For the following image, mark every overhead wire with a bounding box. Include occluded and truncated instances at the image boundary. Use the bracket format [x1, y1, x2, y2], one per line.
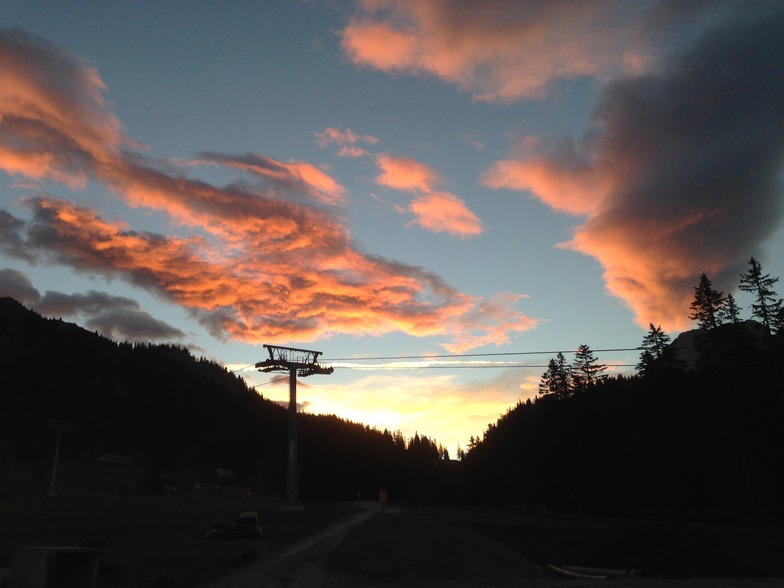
[237, 344, 774, 376]
[230, 363, 257, 373]
[232, 346, 648, 374]
[331, 363, 641, 370]
[321, 347, 643, 363]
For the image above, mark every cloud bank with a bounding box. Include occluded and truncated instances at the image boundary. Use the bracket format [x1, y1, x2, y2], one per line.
[341, 1, 784, 331]
[341, 0, 652, 101]
[484, 8, 784, 329]
[0, 267, 184, 341]
[0, 267, 40, 303]
[0, 28, 533, 351]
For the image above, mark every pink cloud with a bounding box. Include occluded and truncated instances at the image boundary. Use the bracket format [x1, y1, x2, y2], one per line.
[0, 29, 129, 184]
[483, 150, 604, 216]
[314, 127, 379, 158]
[375, 153, 439, 193]
[194, 152, 347, 205]
[341, 19, 421, 72]
[0, 29, 532, 350]
[409, 192, 482, 238]
[375, 154, 483, 238]
[341, 0, 649, 101]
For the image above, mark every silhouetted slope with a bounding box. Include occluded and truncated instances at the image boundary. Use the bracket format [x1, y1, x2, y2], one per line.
[465, 323, 784, 521]
[0, 298, 452, 500]
[0, 297, 288, 484]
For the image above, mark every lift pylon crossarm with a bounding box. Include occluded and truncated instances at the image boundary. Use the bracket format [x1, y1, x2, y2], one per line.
[255, 359, 334, 377]
[256, 344, 332, 376]
[262, 344, 322, 366]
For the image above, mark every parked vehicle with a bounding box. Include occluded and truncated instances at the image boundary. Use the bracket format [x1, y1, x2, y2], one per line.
[206, 512, 262, 539]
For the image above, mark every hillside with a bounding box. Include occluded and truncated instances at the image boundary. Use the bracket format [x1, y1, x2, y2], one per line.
[6, 294, 783, 520]
[0, 297, 288, 487]
[0, 298, 452, 501]
[463, 320, 784, 522]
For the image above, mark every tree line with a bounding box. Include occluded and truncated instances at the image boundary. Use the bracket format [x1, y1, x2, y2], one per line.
[465, 257, 784, 521]
[538, 257, 784, 398]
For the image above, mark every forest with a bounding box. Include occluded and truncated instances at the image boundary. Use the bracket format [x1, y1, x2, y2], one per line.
[0, 296, 454, 502]
[1, 258, 783, 521]
[464, 258, 784, 521]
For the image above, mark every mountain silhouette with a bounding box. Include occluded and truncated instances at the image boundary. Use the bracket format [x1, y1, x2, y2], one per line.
[0, 297, 453, 501]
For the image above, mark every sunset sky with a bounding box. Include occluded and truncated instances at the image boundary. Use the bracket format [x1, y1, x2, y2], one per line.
[2, 1, 783, 455]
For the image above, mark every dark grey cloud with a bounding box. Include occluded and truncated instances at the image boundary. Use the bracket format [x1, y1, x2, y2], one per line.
[0, 267, 40, 304]
[488, 5, 784, 329]
[84, 307, 186, 342]
[36, 290, 186, 342]
[0, 263, 185, 342]
[0, 210, 35, 262]
[590, 6, 784, 281]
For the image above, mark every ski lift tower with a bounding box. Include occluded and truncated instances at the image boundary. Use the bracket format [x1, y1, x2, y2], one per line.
[256, 345, 333, 508]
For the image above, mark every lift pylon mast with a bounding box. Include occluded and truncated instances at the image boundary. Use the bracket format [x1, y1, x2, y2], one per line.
[255, 345, 333, 506]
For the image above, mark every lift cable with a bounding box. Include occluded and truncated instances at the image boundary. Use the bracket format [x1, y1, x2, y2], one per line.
[321, 347, 644, 363]
[334, 363, 641, 371]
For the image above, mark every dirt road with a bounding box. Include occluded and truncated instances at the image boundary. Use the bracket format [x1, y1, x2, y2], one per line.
[205, 503, 379, 587]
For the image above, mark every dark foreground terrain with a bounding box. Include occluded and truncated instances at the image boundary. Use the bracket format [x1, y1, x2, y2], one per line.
[0, 473, 359, 587]
[420, 505, 784, 579]
[3, 473, 784, 587]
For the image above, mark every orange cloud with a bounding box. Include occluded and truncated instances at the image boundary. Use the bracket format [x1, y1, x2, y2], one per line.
[341, 1, 648, 101]
[194, 152, 346, 205]
[375, 153, 439, 193]
[341, 20, 421, 72]
[6, 196, 530, 349]
[375, 154, 482, 238]
[105, 158, 352, 259]
[0, 28, 535, 351]
[564, 215, 703, 331]
[409, 192, 482, 238]
[0, 29, 128, 183]
[483, 155, 603, 217]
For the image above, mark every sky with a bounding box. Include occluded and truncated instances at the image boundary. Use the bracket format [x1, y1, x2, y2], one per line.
[2, 1, 784, 456]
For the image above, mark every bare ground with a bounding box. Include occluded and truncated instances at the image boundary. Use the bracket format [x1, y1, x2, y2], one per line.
[212, 505, 784, 587]
[4, 470, 784, 588]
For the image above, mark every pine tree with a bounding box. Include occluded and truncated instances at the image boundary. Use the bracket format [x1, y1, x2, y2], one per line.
[739, 257, 783, 333]
[571, 344, 606, 392]
[636, 323, 682, 376]
[689, 273, 725, 329]
[637, 324, 669, 375]
[538, 352, 571, 399]
[719, 293, 743, 324]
